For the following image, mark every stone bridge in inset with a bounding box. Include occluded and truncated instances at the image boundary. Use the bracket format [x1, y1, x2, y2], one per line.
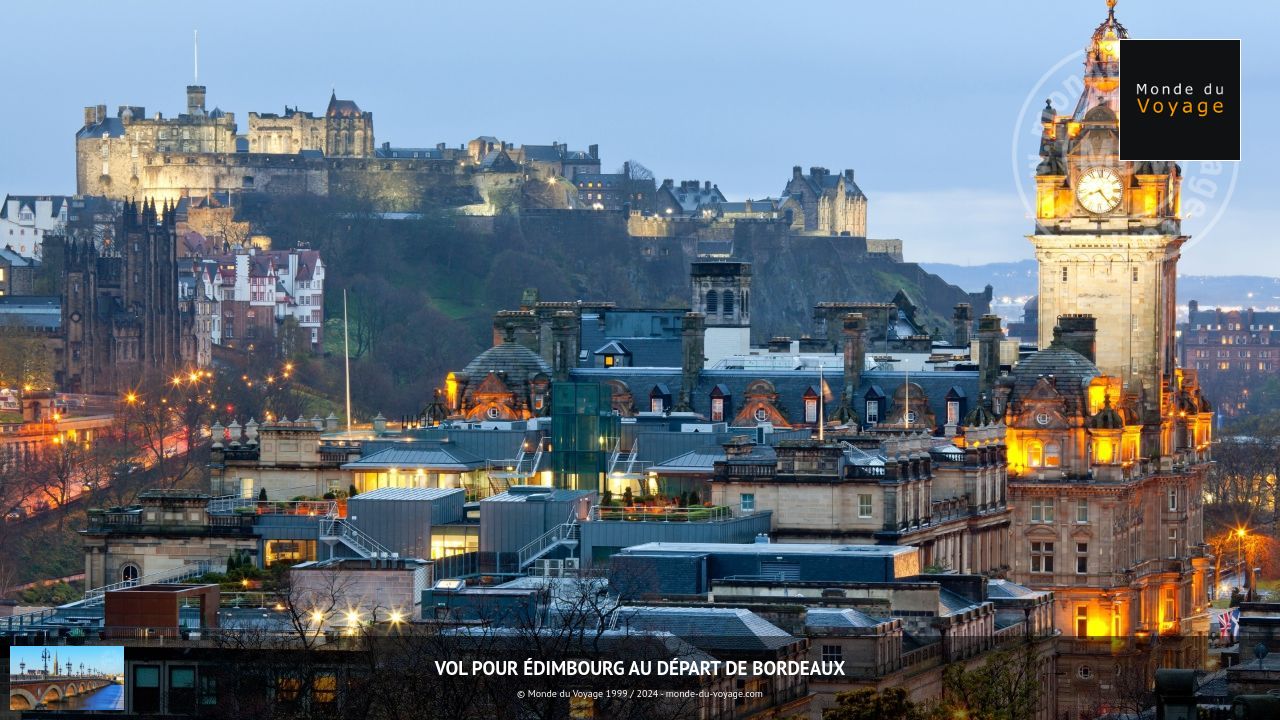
[9, 674, 115, 710]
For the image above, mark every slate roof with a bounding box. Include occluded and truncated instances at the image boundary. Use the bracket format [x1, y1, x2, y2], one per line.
[615, 606, 798, 652]
[1006, 342, 1099, 417]
[520, 145, 564, 163]
[804, 607, 885, 629]
[342, 444, 485, 471]
[0, 248, 35, 267]
[649, 447, 726, 473]
[939, 588, 984, 615]
[461, 342, 553, 402]
[985, 579, 1046, 600]
[1, 195, 69, 219]
[0, 295, 60, 330]
[76, 117, 126, 139]
[375, 147, 444, 159]
[326, 92, 362, 117]
[569, 366, 979, 433]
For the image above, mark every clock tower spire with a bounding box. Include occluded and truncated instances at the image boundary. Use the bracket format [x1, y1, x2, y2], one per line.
[1029, 0, 1184, 444]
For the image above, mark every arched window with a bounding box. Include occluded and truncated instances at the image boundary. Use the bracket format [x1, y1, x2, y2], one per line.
[722, 290, 735, 314]
[1027, 441, 1044, 468]
[1045, 443, 1062, 467]
[121, 563, 140, 583]
[705, 290, 718, 314]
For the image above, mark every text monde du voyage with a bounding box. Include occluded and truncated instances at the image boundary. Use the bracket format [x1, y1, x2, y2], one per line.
[1133, 83, 1228, 118]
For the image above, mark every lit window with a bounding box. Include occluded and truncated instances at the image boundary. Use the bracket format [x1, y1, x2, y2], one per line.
[1027, 441, 1044, 467]
[946, 400, 960, 425]
[1076, 606, 1089, 637]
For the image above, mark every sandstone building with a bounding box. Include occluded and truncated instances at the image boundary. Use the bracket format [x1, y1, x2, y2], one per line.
[1007, 5, 1215, 716]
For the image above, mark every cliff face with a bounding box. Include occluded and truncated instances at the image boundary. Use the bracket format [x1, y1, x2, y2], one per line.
[509, 211, 987, 341]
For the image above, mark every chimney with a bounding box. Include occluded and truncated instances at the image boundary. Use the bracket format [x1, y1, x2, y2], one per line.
[767, 337, 792, 353]
[793, 166, 803, 179]
[976, 314, 1003, 406]
[952, 303, 973, 346]
[96, 105, 107, 124]
[1188, 299, 1198, 315]
[588, 144, 598, 160]
[844, 169, 854, 182]
[676, 312, 705, 411]
[372, 412, 387, 434]
[83, 106, 98, 127]
[623, 161, 631, 178]
[551, 310, 579, 382]
[1055, 314, 1097, 363]
[704, 180, 711, 191]
[841, 313, 867, 402]
[810, 166, 824, 180]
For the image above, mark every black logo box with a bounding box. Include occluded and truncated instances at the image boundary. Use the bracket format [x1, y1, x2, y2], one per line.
[1119, 39, 1240, 162]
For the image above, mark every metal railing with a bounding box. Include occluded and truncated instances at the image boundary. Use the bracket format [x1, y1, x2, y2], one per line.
[319, 516, 393, 559]
[3, 560, 225, 632]
[75, 560, 222, 607]
[517, 508, 580, 569]
[590, 504, 735, 523]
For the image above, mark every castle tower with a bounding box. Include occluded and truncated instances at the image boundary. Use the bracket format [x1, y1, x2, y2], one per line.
[1029, 0, 1182, 431]
[186, 85, 206, 117]
[691, 260, 751, 367]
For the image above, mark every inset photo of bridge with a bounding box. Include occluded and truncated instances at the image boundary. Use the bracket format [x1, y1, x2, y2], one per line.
[8, 645, 123, 712]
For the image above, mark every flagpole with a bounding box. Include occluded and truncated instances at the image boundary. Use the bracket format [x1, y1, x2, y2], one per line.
[343, 289, 352, 434]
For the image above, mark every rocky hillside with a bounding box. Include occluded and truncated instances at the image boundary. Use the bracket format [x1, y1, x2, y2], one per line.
[241, 196, 986, 416]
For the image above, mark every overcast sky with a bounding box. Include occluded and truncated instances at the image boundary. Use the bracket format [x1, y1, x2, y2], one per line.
[0, 0, 1273, 275]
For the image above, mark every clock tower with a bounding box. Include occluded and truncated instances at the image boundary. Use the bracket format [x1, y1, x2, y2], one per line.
[1030, 0, 1183, 435]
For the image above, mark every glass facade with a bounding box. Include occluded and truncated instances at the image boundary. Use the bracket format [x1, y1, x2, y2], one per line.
[550, 382, 620, 492]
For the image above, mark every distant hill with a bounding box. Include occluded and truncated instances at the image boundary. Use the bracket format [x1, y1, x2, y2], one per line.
[923, 259, 1280, 309]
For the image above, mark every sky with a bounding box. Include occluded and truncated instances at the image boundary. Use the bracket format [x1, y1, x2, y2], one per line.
[10, 645, 124, 675]
[0, 0, 1274, 275]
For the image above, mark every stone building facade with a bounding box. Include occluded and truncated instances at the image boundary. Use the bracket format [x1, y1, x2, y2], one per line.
[780, 166, 867, 236]
[1007, 6, 1216, 716]
[1179, 301, 1280, 417]
[54, 200, 205, 393]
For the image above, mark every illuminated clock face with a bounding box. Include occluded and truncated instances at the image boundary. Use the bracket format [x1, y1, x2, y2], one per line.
[1076, 167, 1124, 214]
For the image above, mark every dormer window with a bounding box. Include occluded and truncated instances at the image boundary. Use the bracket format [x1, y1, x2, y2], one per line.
[865, 400, 880, 425]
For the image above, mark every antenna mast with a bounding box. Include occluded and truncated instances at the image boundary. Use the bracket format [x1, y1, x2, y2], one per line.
[193, 30, 199, 83]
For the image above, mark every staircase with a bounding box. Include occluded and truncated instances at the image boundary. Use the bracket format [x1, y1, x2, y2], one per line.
[319, 514, 394, 560]
[3, 560, 224, 630]
[517, 508, 581, 571]
[488, 438, 548, 496]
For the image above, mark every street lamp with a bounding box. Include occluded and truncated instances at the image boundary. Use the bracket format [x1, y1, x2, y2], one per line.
[1237, 527, 1250, 601]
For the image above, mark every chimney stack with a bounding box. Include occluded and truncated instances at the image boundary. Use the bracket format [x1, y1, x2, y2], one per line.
[551, 310, 580, 382]
[1055, 314, 1097, 363]
[841, 313, 867, 405]
[976, 314, 1003, 407]
[952, 303, 973, 346]
[676, 312, 705, 412]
